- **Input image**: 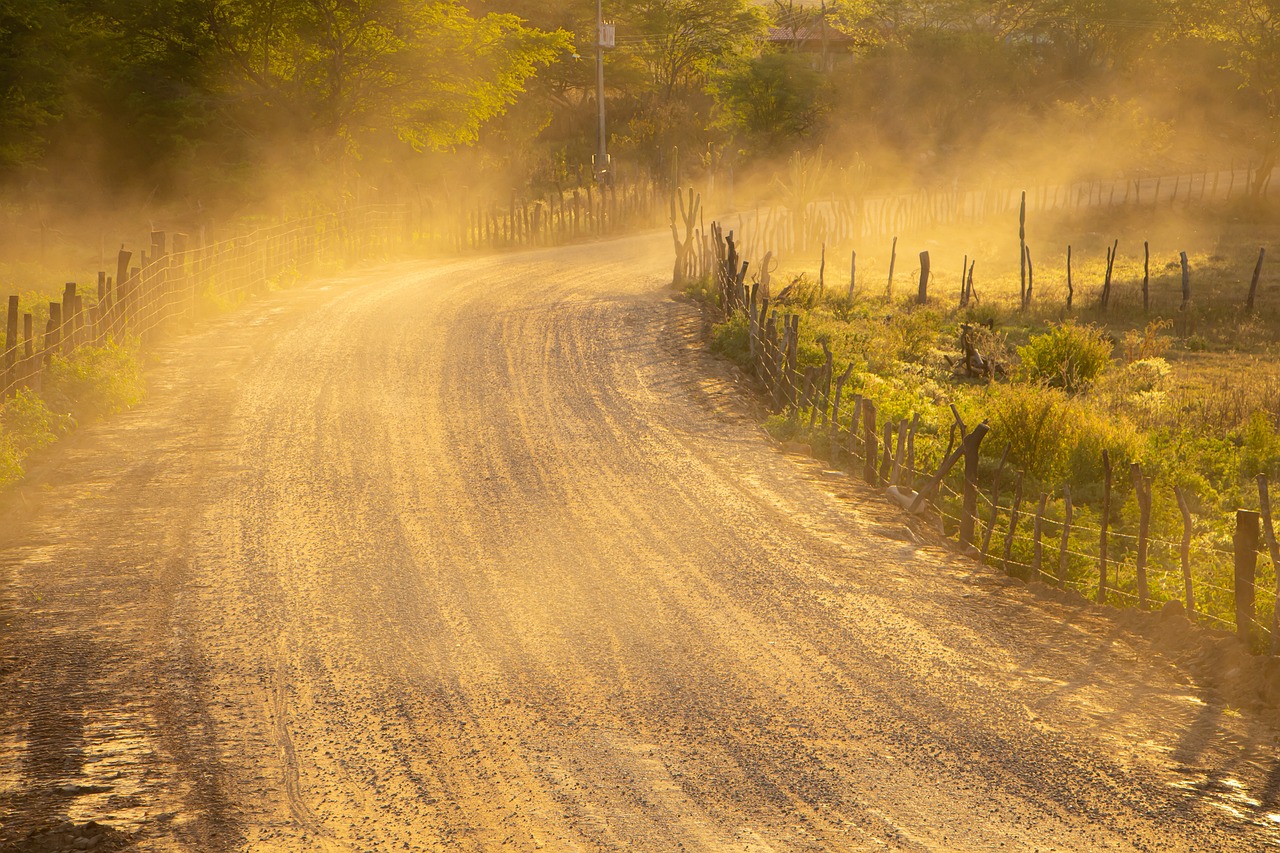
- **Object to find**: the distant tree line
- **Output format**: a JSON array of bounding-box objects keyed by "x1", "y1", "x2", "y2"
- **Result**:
[{"x1": 0, "y1": 0, "x2": 1276, "y2": 214}]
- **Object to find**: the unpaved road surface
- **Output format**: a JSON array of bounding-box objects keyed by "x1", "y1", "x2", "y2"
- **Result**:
[{"x1": 2, "y1": 236, "x2": 1279, "y2": 851}]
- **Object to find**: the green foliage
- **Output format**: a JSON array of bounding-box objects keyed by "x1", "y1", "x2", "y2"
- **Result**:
[
  {"x1": 1017, "y1": 322, "x2": 1112, "y2": 393},
  {"x1": 0, "y1": 340, "x2": 143, "y2": 490},
  {"x1": 1241, "y1": 411, "x2": 1280, "y2": 482},
  {"x1": 713, "y1": 52, "x2": 828, "y2": 154},
  {"x1": 43, "y1": 339, "x2": 144, "y2": 423},
  {"x1": 0, "y1": 388, "x2": 71, "y2": 488},
  {"x1": 1, "y1": 388, "x2": 69, "y2": 455},
  {"x1": 709, "y1": 312, "x2": 751, "y2": 366}
]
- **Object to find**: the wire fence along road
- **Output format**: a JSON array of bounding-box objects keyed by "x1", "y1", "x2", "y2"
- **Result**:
[
  {"x1": 694, "y1": 217, "x2": 1280, "y2": 654},
  {"x1": 734, "y1": 164, "x2": 1279, "y2": 260},
  {"x1": 1, "y1": 206, "x2": 407, "y2": 401}
]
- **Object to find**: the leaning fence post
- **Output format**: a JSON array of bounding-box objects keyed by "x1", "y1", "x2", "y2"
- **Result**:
[
  {"x1": 1099, "y1": 450, "x2": 1112, "y2": 604},
  {"x1": 1174, "y1": 486, "x2": 1196, "y2": 617},
  {"x1": 1247, "y1": 247, "x2": 1266, "y2": 313},
  {"x1": 1257, "y1": 474, "x2": 1280, "y2": 653},
  {"x1": 1235, "y1": 509, "x2": 1260, "y2": 645},
  {"x1": 917, "y1": 251, "x2": 930, "y2": 304}
]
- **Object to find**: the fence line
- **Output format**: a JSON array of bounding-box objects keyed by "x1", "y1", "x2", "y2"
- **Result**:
[
  {"x1": 737, "y1": 164, "x2": 1280, "y2": 260},
  {"x1": 1, "y1": 206, "x2": 406, "y2": 401},
  {"x1": 692, "y1": 212, "x2": 1279, "y2": 653}
]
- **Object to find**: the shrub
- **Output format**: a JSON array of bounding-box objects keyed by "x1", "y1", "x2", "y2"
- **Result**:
[
  {"x1": 1240, "y1": 411, "x2": 1280, "y2": 482},
  {"x1": 1018, "y1": 322, "x2": 1112, "y2": 392},
  {"x1": 986, "y1": 382, "x2": 1141, "y2": 488},
  {"x1": 1, "y1": 388, "x2": 70, "y2": 455},
  {"x1": 709, "y1": 312, "x2": 751, "y2": 367},
  {"x1": 987, "y1": 383, "x2": 1075, "y2": 484},
  {"x1": 43, "y1": 339, "x2": 144, "y2": 422},
  {"x1": 1122, "y1": 319, "x2": 1172, "y2": 363}
]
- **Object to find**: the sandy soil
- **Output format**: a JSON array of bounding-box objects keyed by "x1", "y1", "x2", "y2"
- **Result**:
[{"x1": 2, "y1": 234, "x2": 1279, "y2": 851}]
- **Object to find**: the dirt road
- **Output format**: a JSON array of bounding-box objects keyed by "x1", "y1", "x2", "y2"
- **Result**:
[{"x1": 2, "y1": 236, "x2": 1279, "y2": 851}]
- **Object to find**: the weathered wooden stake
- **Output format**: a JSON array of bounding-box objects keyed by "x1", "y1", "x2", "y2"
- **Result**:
[
  {"x1": 3, "y1": 295, "x2": 16, "y2": 388},
  {"x1": 1023, "y1": 245, "x2": 1034, "y2": 307},
  {"x1": 1235, "y1": 509, "x2": 1260, "y2": 645},
  {"x1": 1058, "y1": 484, "x2": 1073, "y2": 588},
  {"x1": 981, "y1": 442, "x2": 1012, "y2": 557},
  {"x1": 1247, "y1": 247, "x2": 1266, "y2": 313},
  {"x1": 847, "y1": 250, "x2": 857, "y2": 300},
  {"x1": 887, "y1": 236, "x2": 897, "y2": 298},
  {"x1": 1099, "y1": 449, "x2": 1112, "y2": 603},
  {"x1": 1140, "y1": 241, "x2": 1149, "y2": 313},
  {"x1": 1002, "y1": 472, "x2": 1025, "y2": 574},
  {"x1": 863, "y1": 400, "x2": 878, "y2": 484},
  {"x1": 1174, "y1": 485, "x2": 1196, "y2": 616},
  {"x1": 1031, "y1": 493, "x2": 1049, "y2": 583},
  {"x1": 1180, "y1": 251, "x2": 1191, "y2": 309},
  {"x1": 916, "y1": 251, "x2": 930, "y2": 305},
  {"x1": 879, "y1": 422, "x2": 894, "y2": 483},
  {"x1": 1066, "y1": 245, "x2": 1073, "y2": 309},
  {"x1": 1256, "y1": 474, "x2": 1280, "y2": 653},
  {"x1": 1130, "y1": 462, "x2": 1152, "y2": 609},
  {"x1": 1019, "y1": 191, "x2": 1027, "y2": 303}
]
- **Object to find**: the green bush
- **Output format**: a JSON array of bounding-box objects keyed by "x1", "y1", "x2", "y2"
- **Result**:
[
  {"x1": 986, "y1": 382, "x2": 1141, "y2": 489},
  {"x1": 1240, "y1": 411, "x2": 1280, "y2": 482},
  {"x1": 709, "y1": 312, "x2": 751, "y2": 367},
  {"x1": 43, "y1": 339, "x2": 145, "y2": 422},
  {"x1": 1017, "y1": 322, "x2": 1112, "y2": 392}
]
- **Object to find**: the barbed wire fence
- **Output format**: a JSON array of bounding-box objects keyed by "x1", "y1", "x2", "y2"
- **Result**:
[{"x1": 689, "y1": 210, "x2": 1280, "y2": 654}]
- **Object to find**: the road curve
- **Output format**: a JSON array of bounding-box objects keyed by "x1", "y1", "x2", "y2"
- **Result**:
[{"x1": 2, "y1": 235, "x2": 1279, "y2": 851}]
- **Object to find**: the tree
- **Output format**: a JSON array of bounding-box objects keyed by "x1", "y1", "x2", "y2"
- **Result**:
[
  {"x1": 712, "y1": 52, "x2": 828, "y2": 156},
  {"x1": 0, "y1": 0, "x2": 74, "y2": 179},
  {"x1": 1184, "y1": 0, "x2": 1280, "y2": 197}
]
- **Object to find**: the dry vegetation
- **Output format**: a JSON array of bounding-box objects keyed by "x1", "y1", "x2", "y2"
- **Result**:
[{"x1": 701, "y1": 200, "x2": 1280, "y2": 641}]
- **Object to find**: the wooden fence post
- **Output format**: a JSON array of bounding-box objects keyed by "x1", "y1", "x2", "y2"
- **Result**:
[
  {"x1": 863, "y1": 400, "x2": 878, "y2": 485},
  {"x1": 1180, "y1": 251, "x2": 1191, "y2": 309},
  {"x1": 1031, "y1": 493, "x2": 1048, "y2": 583},
  {"x1": 1142, "y1": 241, "x2": 1150, "y2": 313},
  {"x1": 44, "y1": 303, "x2": 61, "y2": 366},
  {"x1": 879, "y1": 422, "x2": 894, "y2": 483},
  {"x1": 1248, "y1": 247, "x2": 1266, "y2": 313},
  {"x1": 22, "y1": 313, "x2": 32, "y2": 387},
  {"x1": 958, "y1": 423, "x2": 988, "y2": 547},
  {"x1": 1023, "y1": 245, "x2": 1034, "y2": 307},
  {"x1": 1002, "y1": 471, "x2": 1025, "y2": 574},
  {"x1": 1099, "y1": 449, "x2": 1112, "y2": 603},
  {"x1": 1066, "y1": 245, "x2": 1073, "y2": 310},
  {"x1": 1235, "y1": 509, "x2": 1260, "y2": 645},
  {"x1": 1256, "y1": 474, "x2": 1280, "y2": 653},
  {"x1": 917, "y1": 251, "x2": 930, "y2": 305},
  {"x1": 1058, "y1": 484, "x2": 1072, "y2": 587},
  {"x1": 1019, "y1": 191, "x2": 1027, "y2": 304},
  {"x1": 3, "y1": 295, "x2": 16, "y2": 391},
  {"x1": 981, "y1": 442, "x2": 1012, "y2": 556},
  {"x1": 61, "y1": 283, "x2": 75, "y2": 350},
  {"x1": 887, "y1": 236, "x2": 897, "y2": 299},
  {"x1": 1174, "y1": 486, "x2": 1197, "y2": 616},
  {"x1": 1131, "y1": 463, "x2": 1152, "y2": 608}
]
